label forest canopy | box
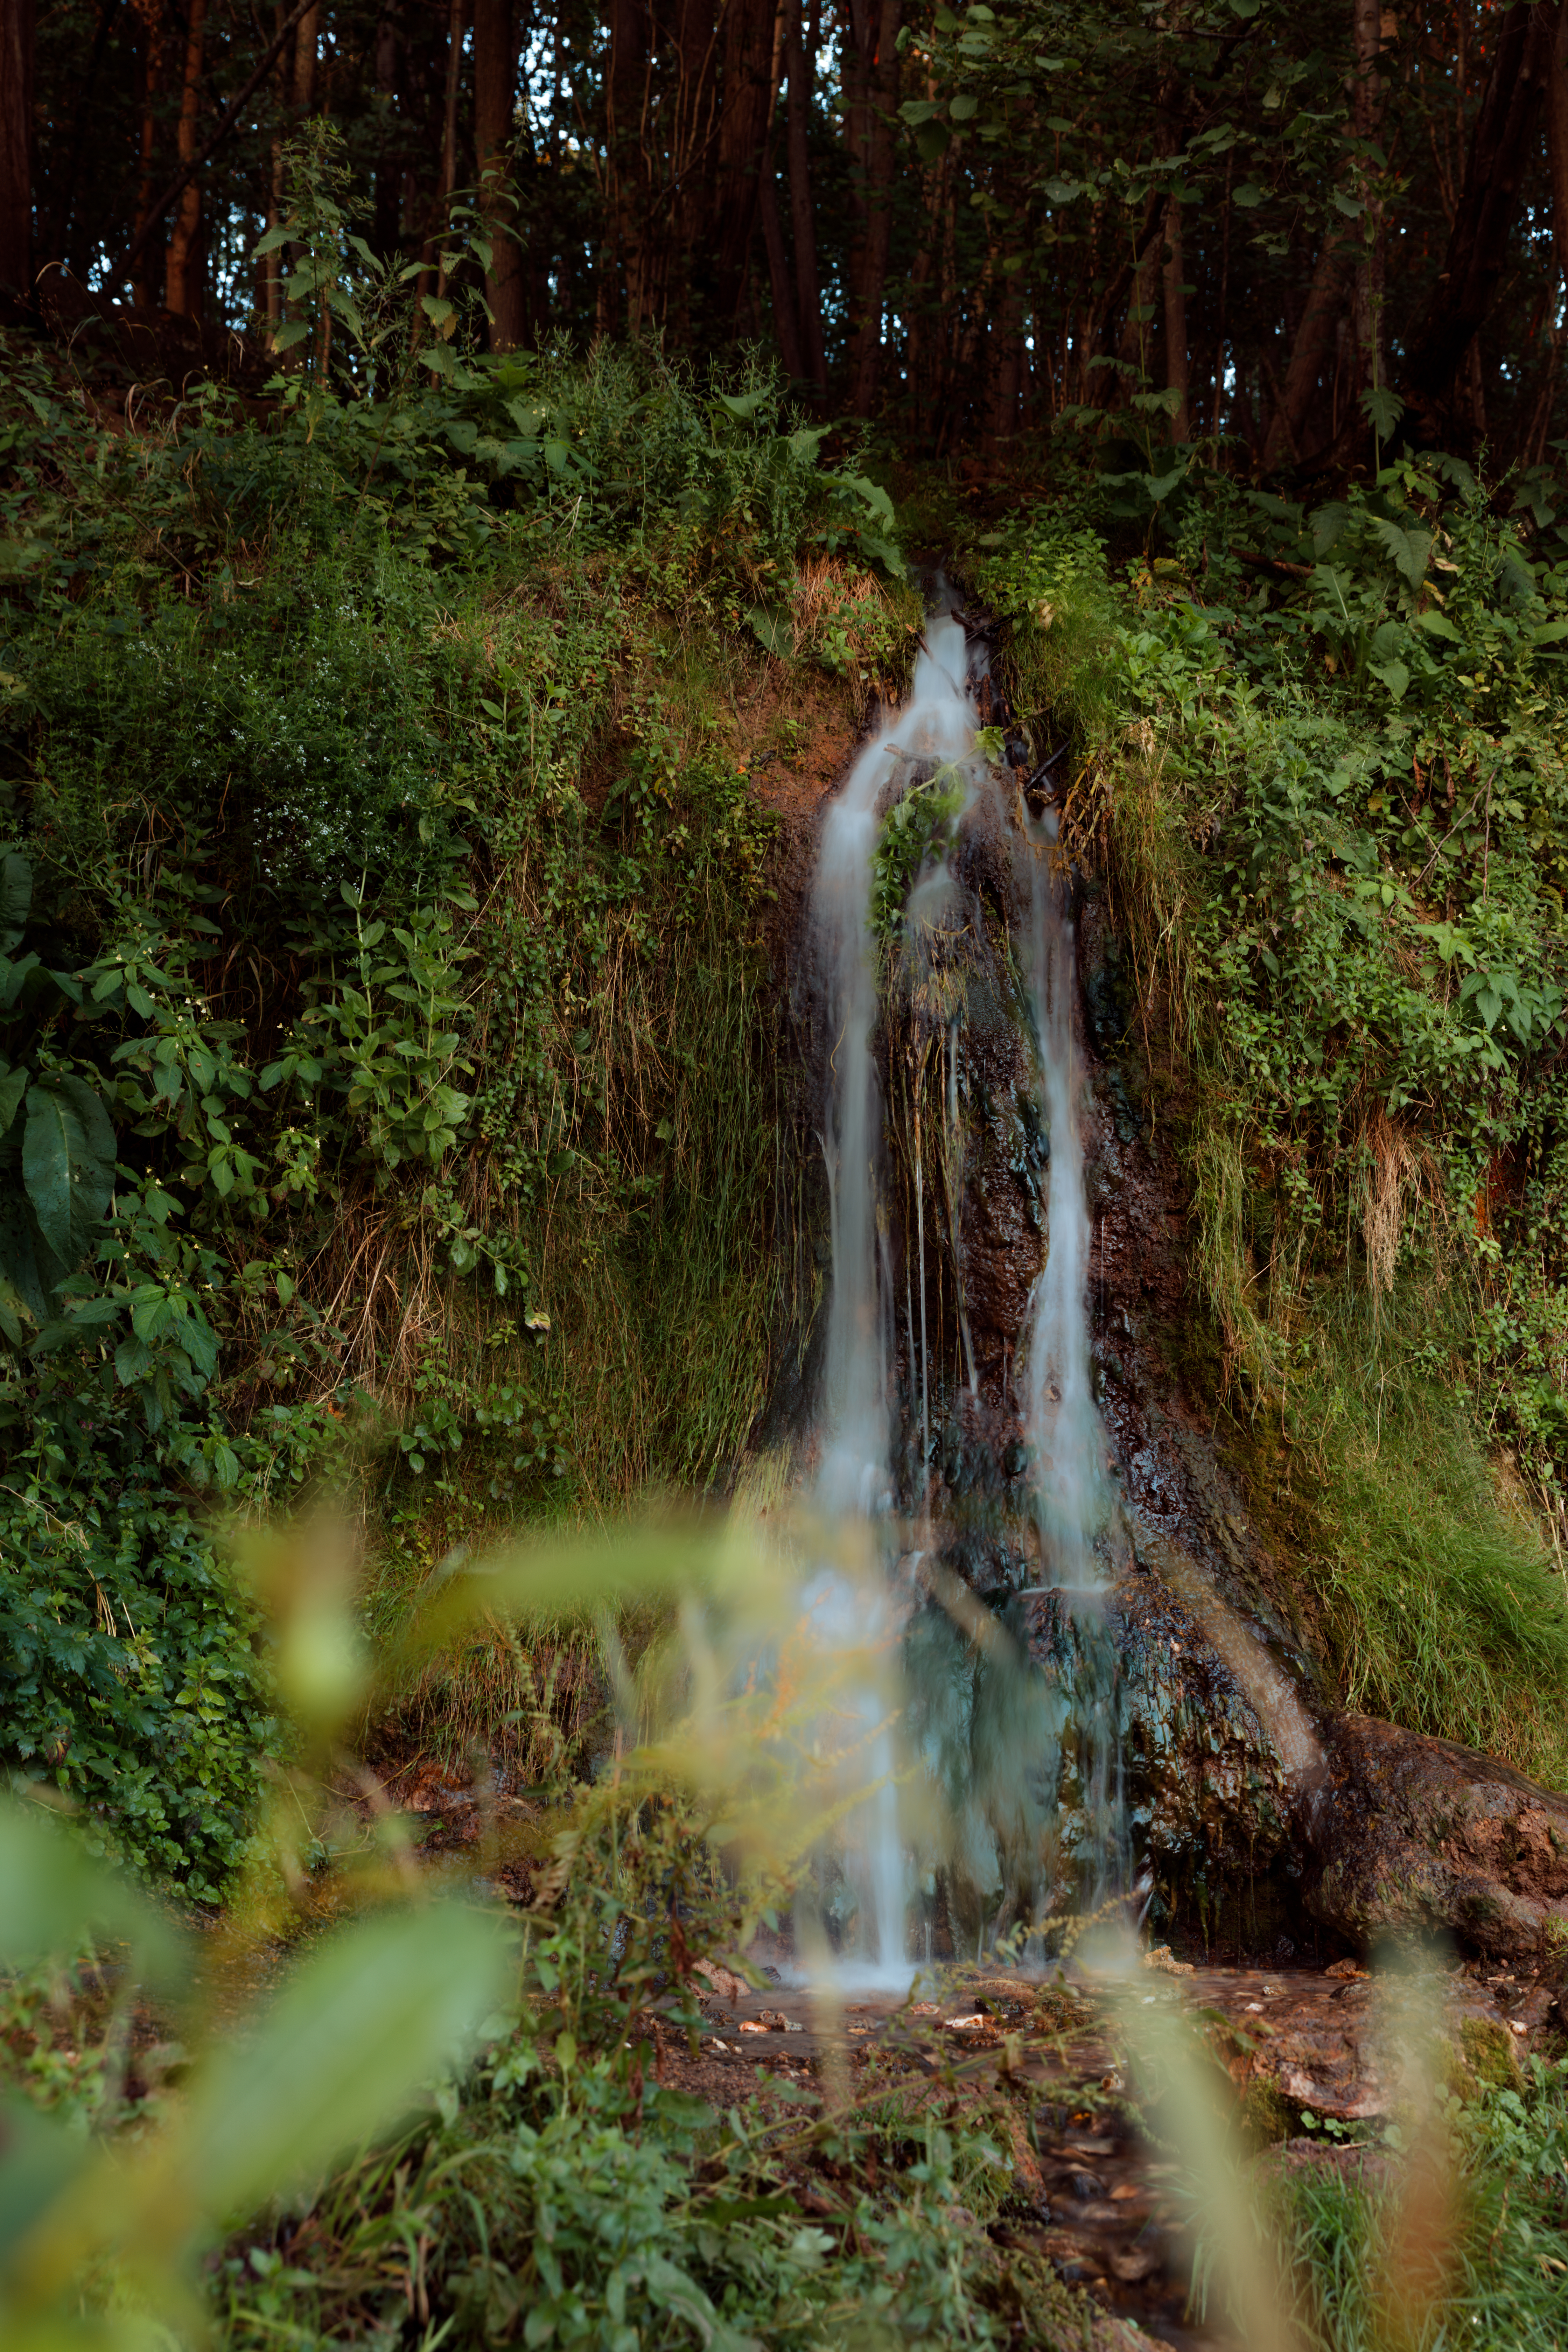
[4,0,1568,468]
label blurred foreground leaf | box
[182,1902,512,2217]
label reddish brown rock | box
[1302,1713,1568,1961]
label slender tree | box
[1,0,37,294]
[474,0,526,347]
[164,0,209,316]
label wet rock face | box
[785,628,1568,1969]
[1301,1713,1568,1960]
[958,1010,1045,1377]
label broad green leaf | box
[181,1903,511,2217]
[0,1061,25,1134]
[714,389,768,421]
[1415,607,1462,641]
[1361,383,1405,441]
[21,1078,116,1267]
[1369,515,1429,588]
[1368,657,1410,701]
[0,1266,35,1346]
[747,606,791,658]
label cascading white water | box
[1024,811,1106,1596]
[803,602,1126,1976]
[813,610,977,1522]
[1023,811,1127,1908]
[805,608,979,1982]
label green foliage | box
[0,313,899,1888]
[1279,1327,1568,1787]
[871,767,967,940]
[1261,2060,1568,2351]
[972,466,1568,1771]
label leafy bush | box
[0,307,905,1886]
[969,460,1568,1776]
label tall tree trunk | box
[474,0,525,348]
[0,0,32,296]
[1546,0,1568,276]
[164,0,208,317]
[708,0,783,331]
[1263,231,1352,467]
[844,0,901,414]
[1162,191,1189,439]
[604,0,651,331]
[372,6,402,258]
[667,0,718,337]
[785,0,826,390]
[1404,0,1560,438]
[292,1,318,111]
[1351,0,1386,402]
[263,0,290,329]
[759,148,806,377]
[130,0,167,308]
[1114,221,1162,387]
[985,264,1023,448]
[431,0,467,297]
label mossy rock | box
[1459,2015,1522,2095]
[1241,2075,1299,2147]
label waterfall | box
[1023,809,1128,1911]
[801,599,1125,1980]
[813,609,976,1520]
[803,607,978,1984]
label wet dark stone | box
[1301,1713,1568,1960]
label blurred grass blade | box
[180,1903,511,2218]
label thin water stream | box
[800,594,1126,1979]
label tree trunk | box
[164,0,208,317]
[785,0,826,390]
[262,0,290,329]
[1263,231,1352,467]
[1546,0,1568,277]
[604,0,651,330]
[667,0,718,337]
[431,0,468,297]
[130,0,167,308]
[708,0,784,332]
[1114,221,1163,387]
[474,0,525,349]
[1403,0,1560,438]
[1351,0,1386,401]
[844,0,901,413]
[0,0,32,296]
[372,7,402,259]
[292,1,318,111]
[1162,191,1189,440]
[759,148,806,378]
